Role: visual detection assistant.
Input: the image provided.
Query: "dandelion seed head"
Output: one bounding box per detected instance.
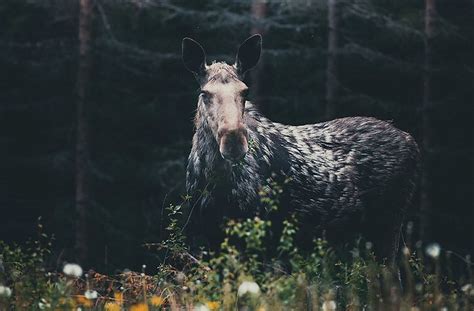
[84,290,98,299]
[322,300,337,311]
[365,241,373,250]
[194,304,210,311]
[425,243,441,259]
[237,281,260,296]
[0,285,12,297]
[462,284,472,293]
[403,247,410,256]
[415,283,423,293]
[38,299,51,309]
[63,263,83,278]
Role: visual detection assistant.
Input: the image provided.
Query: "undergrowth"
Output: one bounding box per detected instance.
[1,199,473,310]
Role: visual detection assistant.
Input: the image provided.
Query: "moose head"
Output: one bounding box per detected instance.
[182,35,262,162]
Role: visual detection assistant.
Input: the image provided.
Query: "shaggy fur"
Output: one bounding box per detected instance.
[185,61,419,260]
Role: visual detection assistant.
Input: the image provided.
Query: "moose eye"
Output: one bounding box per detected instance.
[200,91,211,101]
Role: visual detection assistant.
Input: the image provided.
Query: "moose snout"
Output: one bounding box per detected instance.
[218,127,249,162]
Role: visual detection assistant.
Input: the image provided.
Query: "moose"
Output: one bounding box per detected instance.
[182,34,420,261]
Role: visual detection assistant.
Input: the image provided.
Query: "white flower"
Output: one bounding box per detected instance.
[63,263,83,277]
[403,247,410,256]
[193,304,210,311]
[365,242,373,250]
[461,284,472,293]
[322,300,337,311]
[415,283,423,293]
[425,243,441,258]
[84,290,98,299]
[38,298,51,309]
[237,281,260,297]
[0,285,12,297]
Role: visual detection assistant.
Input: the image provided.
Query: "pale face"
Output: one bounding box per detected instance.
[182,35,262,161]
[199,63,249,162]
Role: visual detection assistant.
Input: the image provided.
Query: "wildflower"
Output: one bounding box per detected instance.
[365,241,373,250]
[403,247,410,256]
[0,285,12,297]
[237,281,260,296]
[38,298,51,309]
[130,303,149,311]
[85,289,98,299]
[461,284,472,293]
[150,295,164,307]
[63,263,83,277]
[114,292,124,305]
[193,304,210,311]
[206,301,220,310]
[415,284,423,293]
[322,300,337,311]
[425,243,441,259]
[76,295,93,307]
[104,302,121,311]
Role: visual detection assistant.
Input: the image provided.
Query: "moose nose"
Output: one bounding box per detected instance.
[218,127,249,162]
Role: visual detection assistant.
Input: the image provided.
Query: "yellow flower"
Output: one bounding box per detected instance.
[58,297,75,307]
[206,301,220,310]
[104,302,121,311]
[114,292,124,305]
[150,295,164,307]
[130,303,149,311]
[75,295,93,307]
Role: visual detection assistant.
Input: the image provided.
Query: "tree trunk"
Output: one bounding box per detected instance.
[420,0,435,242]
[75,0,93,264]
[250,0,267,108]
[325,0,339,119]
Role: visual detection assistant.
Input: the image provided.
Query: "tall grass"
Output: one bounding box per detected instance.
[0,208,473,310]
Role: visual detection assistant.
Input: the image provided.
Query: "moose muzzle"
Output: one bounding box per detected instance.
[218,127,249,162]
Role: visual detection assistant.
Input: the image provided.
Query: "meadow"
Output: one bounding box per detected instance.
[1,202,473,311]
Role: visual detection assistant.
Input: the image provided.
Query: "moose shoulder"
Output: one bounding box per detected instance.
[182,35,420,261]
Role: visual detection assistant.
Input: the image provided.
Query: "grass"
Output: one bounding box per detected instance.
[0,205,473,310]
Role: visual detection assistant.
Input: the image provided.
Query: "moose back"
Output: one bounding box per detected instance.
[182,35,420,260]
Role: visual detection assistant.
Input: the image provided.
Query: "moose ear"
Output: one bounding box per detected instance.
[235,34,262,75]
[182,37,206,75]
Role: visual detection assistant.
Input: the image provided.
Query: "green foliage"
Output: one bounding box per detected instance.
[0,219,53,309]
[1,207,474,310]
